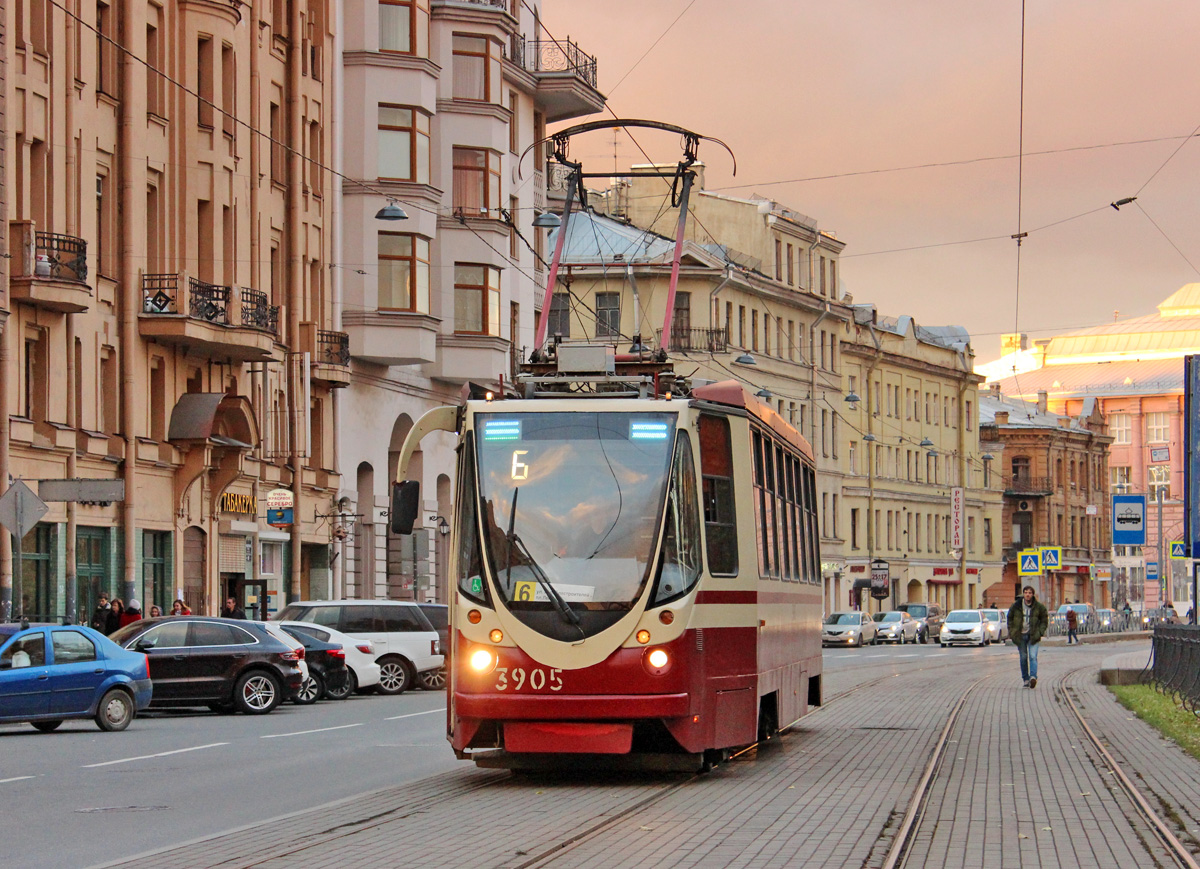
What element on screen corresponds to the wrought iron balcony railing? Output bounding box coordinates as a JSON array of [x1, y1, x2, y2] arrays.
[[190, 279, 231, 325], [508, 35, 597, 88], [317, 330, 350, 366], [240, 288, 279, 334], [1005, 476, 1054, 496], [656, 326, 730, 353], [35, 232, 88, 282], [142, 273, 181, 313]]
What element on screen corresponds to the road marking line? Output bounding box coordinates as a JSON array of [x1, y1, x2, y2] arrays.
[[0, 775, 36, 783], [261, 723, 364, 739], [84, 743, 228, 768], [894, 654, 921, 658], [384, 709, 444, 721]]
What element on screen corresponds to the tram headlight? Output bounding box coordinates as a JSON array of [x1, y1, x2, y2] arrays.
[[644, 648, 671, 675], [468, 648, 497, 673], [636, 629, 651, 644]]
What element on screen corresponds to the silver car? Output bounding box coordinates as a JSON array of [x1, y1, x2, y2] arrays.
[[873, 611, 919, 644], [981, 608, 1008, 643], [939, 609, 991, 647], [822, 611, 878, 647]]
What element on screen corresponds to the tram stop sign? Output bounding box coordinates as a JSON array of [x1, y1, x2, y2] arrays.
[[870, 559, 890, 600]]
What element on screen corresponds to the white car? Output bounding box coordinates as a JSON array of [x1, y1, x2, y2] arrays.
[[822, 611, 879, 647], [980, 608, 1008, 643], [939, 610, 991, 647], [873, 611, 919, 644], [275, 620, 382, 694], [262, 622, 309, 686]]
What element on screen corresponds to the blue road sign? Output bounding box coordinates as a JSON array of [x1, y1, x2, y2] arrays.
[[1019, 550, 1041, 576], [1171, 541, 1187, 560], [1146, 561, 1159, 581], [1112, 494, 1147, 546], [1040, 547, 1062, 570]]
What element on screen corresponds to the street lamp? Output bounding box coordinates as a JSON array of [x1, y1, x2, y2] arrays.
[[375, 200, 409, 221], [734, 352, 756, 365], [532, 211, 562, 229], [844, 392, 861, 406]]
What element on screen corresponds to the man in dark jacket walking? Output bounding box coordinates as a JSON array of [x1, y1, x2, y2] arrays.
[[91, 593, 111, 632], [1008, 585, 1049, 688]]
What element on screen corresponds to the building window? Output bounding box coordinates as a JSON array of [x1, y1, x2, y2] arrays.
[[97, 1, 119, 97], [509, 91, 520, 153], [596, 292, 620, 338], [788, 320, 795, 361], [454, 264, 501, 335], [848, 441, 857, 476], [1109, 466, 1131, 493], [738, 306, 746, 348], [452, 147, 501, 217], [143, 531, 170, 612], [261, 542, 283, 576], [378, 233, 430, 312], [774, 239, 782, 281], [1146, 411, 1169, 444], [786, 243, 794, 286], [378, 106, 430, 184], [453, 34, 498, 102], [1108, 412, 1131, 444], [270, 102, 285, 186], [984, 518, 993, 554], [1149, 465, 1170, 500], [547, 293, 571, 338], [197, 37, 214, 127], [146, 11, 165, 116], [379, 0, 428, 55], [751, 310, 759, 352], [23, 331, 47, 421]]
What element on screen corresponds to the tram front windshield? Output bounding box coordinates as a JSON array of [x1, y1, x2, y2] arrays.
[[474, 412, 675, 632]]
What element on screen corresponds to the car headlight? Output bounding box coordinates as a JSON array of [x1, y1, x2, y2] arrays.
[[847, 629, 857, 635]]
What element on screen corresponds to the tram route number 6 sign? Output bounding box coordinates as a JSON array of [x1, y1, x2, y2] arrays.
[[870, 559, 890, 600]]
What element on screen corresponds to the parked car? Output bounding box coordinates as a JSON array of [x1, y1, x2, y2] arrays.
[[274, 600, 442, 695], [109, 617, 304, 714], [275, 620, 381, 695], [873, 611, 919, 644], [939, 610, 990, 647], [822, 612, 878, 647], [981, 608, 1008, 643], [415, 603, 448, 690], [897, 603, 944, 644], [0, 623, 152, 732], [279, 627, 349, 703]]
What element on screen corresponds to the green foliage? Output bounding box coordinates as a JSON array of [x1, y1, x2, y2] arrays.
[[1110, 684, 1200, 763]]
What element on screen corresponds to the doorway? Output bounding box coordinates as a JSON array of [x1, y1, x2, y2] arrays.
[[225, 575, 267, 621], [78, 527, 110, 622]]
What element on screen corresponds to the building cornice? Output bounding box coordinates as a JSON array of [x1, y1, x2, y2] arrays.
[[342, 50, 442, 79]]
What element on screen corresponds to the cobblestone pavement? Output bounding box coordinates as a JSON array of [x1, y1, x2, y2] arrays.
[[95, 640, 1193, 869]]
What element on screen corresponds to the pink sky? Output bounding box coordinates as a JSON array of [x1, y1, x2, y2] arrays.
[[543, 0, 1200, 363]]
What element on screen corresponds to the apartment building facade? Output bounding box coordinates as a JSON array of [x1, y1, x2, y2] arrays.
[[2, 0, 339, 621], [839, 308, 1003, 614], [978, 390, 1113, 609], [335, 0, 603, 602]]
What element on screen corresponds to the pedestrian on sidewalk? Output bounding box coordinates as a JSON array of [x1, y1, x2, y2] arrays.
[[91, 593, 111, 632], [1065, 607, 1078, 644], [1007, 585, 1048, 688]]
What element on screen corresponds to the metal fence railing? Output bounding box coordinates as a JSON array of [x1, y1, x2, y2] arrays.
[[1147, 625, 1200, 715]]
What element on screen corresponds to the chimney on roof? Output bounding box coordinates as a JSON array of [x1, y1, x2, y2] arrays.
[[1037, 391, 1048, 414], [994, 411, 1009, 425], [990, 383, 1001, 397]]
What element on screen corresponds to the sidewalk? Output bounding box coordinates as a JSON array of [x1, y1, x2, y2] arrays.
[[96, 640, 1200, 869]]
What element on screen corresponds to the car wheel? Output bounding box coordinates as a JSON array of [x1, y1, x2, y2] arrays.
[[376, 657, 414, 695], [419, 667, 447, 690], [325, 672, 354, 701], [95, 689, 134, 732], [294, 672, 323, 705], [31, 720, 63, 733], [235, 671, 283, 714]]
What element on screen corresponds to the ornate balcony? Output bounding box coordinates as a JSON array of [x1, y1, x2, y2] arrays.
[[9, 221, 92, 313], [657, 326, 729, 354], [1005, 476, 1054, 497], [300, 321, 351, 387], [508, 35, 604, 122], [139, 273, 280, 362]]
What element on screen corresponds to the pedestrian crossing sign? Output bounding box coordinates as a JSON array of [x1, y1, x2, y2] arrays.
[[1019, 549, 1041, 576], [1040, 547, 1062, 570], [1170, 541, 1186, 560]]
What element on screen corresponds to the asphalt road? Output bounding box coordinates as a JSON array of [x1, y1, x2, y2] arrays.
[[0, 687, 455, 868]]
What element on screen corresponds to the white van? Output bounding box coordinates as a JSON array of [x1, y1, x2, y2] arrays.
[[274, 600, 442, 694]]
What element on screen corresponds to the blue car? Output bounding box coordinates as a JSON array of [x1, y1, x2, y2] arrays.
[[0, 622, 153, 732]]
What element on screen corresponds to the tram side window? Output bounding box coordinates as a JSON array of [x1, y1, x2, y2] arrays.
[[456, 438, 488, 604], [752, 432, 771, 577], [786, 454, 801, 581], [803, 464, 819, 583], [776, 443, 792, 581], [653, 431, 703, 605], [699, 415, 737, 576]]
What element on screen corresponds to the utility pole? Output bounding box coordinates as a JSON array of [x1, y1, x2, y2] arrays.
[[1157, 486, 1166, 605]]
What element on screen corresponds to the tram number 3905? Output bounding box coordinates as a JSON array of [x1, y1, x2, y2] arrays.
[[495, 667, 563, 692]]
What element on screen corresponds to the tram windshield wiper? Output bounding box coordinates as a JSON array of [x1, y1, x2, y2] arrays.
[[502, 501, 580, 627]]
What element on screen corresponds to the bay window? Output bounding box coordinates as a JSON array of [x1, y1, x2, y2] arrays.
[[378, 105, 430, 183], [378, 233, 430, 312], [454, 264, 501, 335]]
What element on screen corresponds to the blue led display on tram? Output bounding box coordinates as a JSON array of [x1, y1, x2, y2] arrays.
[[630, 421, 670, 440], [483, 419, 522, 442]]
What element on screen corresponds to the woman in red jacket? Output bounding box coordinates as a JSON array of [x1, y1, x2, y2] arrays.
[[119, 599, 143, 628]]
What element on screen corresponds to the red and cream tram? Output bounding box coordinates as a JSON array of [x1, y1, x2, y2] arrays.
[[392, 359, 824, 769]]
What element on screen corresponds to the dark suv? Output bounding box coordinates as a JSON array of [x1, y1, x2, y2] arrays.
[[110, 617, 304, 714], [897, 603, 944, 644]]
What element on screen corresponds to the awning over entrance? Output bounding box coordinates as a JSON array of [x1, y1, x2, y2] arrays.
[[168, 394, 256, 447]]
